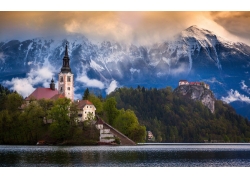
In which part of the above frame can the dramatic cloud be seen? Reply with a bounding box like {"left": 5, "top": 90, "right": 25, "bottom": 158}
{"left": 1, "top": 11, "right": 250, "bottom": 45}
{"left": 76, "top": 66, "right": 105, "bottom": 89}
{"left": 221, "top": 89, "right": 250, "bottom": 104}
{"left": 2, "top": 57, "right": 56, "bottom": 97}
{"left": 211, "top": 12, "right": 250, "bottom": 44}
{"left": 106, "top": 80, "right": 119, "bottom": 94}
{"left": 3, "top": 78, "right": 35, "bottom": 98}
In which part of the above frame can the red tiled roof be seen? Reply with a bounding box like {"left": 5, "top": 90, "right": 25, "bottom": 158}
{"left": 50, "top": 93, "right": 65, "bottom": 100}
{"left": 179, "top": 80, "right": 188, "bottom": 82}
{"left": 26, "top": 87, "right": 59, "bottom": 101}
{"left": 76, "top": 100, "right": 93, "bottom": 109}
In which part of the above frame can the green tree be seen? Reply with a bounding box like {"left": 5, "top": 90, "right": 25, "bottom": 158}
{"left": 88, "top": 94, "right": 103, "bottom": 114}
{"left": 37, "top": 99, "right": 54, "bottom": 124}
{"left": 5, "top": 93, "right": 23, "bottom": 113}
{"left": 82, "top": 88, "right": 90, "bottom": 100}
{"left": 18, "top": 101, "right": 45, "bottom": 144}
{"left": 103, "top": 97, "right": 119, "bottom": 126}
{"left": 48, "top": 98, "right": 71, "bottom": 141}
{"left": 114, "top": 109, "right": 146, "bottom": 143}
{"left": 69, "top": 102, "right": 79, "bottom": 125}
{"left": 0, "top": 110, "right": 12, "bottom": 144}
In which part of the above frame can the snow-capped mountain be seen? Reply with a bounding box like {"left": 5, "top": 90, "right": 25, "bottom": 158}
{"left": 0, "top": 25, "right": 250, "bottom": 119}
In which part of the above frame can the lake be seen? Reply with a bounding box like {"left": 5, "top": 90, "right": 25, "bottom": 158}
{"left": 1, "top": 143, "right": 250, "bottom": 167}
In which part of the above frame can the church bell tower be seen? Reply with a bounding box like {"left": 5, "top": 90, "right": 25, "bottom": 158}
{"left": 58, "top": 43, "right": 74, "bottom": 101}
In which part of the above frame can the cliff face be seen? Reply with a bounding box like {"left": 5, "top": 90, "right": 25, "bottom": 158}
{"left": 174, "top": 85, "right": 215, "bottom": 113}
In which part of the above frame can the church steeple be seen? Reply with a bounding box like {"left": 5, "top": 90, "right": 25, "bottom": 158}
{"left": 58, "top": 42, "right": 74, "bottom": 101}
{"left": 61, "top": 43, "right": 71, "bottom": 73}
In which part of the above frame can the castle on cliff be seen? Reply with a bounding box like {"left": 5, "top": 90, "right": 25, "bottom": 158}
{"left": 178, "top": 80, "right": 210, "bottom": 90}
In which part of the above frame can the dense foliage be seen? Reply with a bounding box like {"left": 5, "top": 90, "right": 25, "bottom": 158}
{"left": 0, "top": 86, "right": 99, "bottom": 145}
{"left": 108, "top": 86, "right": 250, "bottom": 143}
{"left": 0, "top": 85, "right": 146, "bottom": 145}
{"left": 101, "top": 97, "right": 146, "bottom": 143}
{"left": 2, "top": 83, "right": 249, "bottom": 144}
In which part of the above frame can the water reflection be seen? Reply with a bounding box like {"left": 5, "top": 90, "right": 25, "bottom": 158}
{"left": 0, "top": 144, "right": 250, "bottom": 167}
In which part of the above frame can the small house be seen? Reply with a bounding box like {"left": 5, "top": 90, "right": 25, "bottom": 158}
{"left": 76, "top": 100, "right": 96, "bottom": 122}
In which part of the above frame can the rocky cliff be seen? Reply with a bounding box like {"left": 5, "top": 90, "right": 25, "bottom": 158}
{"left": 174, "top": 85, "right": 215, "bottom": 113}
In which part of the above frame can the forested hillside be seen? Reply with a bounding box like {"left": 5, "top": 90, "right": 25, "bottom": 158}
{"left": 108, "top": 86, "right": 250, "bottom": 143}
{"left": 0, "top": 85, "right": 146, "bottom": 145}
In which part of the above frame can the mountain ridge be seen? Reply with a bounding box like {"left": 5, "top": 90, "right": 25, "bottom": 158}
{"left": 0, "top": 25, "right": 250, "bottom": 119}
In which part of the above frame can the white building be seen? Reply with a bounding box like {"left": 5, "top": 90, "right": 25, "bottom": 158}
{"left": 76, "top": 100, "right": 96, "bottom": 122}
{"left": 58, "top": 43, "right": 74, "bottom": 101}
{"left": 179, "top": 80, "right": 189, "bottom": 86}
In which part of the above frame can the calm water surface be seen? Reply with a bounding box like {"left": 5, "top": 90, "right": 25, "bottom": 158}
{"left": 1, "top": 144, "right": 250, "bottom": 167}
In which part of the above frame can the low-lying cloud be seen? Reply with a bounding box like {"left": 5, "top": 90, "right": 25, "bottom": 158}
{"left": 76, "top": 66, "right": 105, "bottom": 89}
{"left": 3, "top": 78, "right": 35, "bottom": 98}
{"left": 106, "top": 80, "right": 119, "bottom": 94}
{"left": 2, "top": 58, "right": 56, "bottom": 98}
{"left": 221, "top": 89, "right": 250, "bottom": 104}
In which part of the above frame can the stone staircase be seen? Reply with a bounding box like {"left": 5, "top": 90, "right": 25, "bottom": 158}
{"left": 95, "top": 116, "right": 136, "bottom": 146}
{"left": 102, "top": 122, "right": 136, "bottom": 146}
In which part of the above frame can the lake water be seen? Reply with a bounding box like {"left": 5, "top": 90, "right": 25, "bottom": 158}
{"left": 1, "top": 144, "right": 250, "bottom": 167}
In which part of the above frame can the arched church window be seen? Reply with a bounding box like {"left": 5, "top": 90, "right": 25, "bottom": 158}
{"left": 67, "top": 76, "right": 71, "bottom": 82}
{"left": 60, "top": 77, "right": 63, "bottom": 82}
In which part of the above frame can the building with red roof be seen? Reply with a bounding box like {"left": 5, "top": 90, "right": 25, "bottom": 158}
{"left": 76, "top": 100, "right": 96, "bottom": 122}
{"left": 178, "top": 80, "right": 210, "bottom": 89}
{"left": 25, "top": 78, "right": 65, "bottom": 102}
{"left": 25, "top": 44, "right": 73, "bottom": 102}
{"left": 23, "top": 43, "right": 96, "bottom": 123}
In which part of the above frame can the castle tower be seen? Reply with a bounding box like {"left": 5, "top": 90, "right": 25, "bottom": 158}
{"left": 58, "top": 43, "right": 74, "bottom": 101}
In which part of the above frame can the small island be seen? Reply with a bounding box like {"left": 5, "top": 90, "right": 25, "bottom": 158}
{"left": 1, "top": 44, "right": 250, "bottom": 145}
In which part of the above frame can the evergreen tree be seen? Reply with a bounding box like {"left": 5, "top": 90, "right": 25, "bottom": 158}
{"left": 82, "top": 88, "right": 90, "bottom": 100}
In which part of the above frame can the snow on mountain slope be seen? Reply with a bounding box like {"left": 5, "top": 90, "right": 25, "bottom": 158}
{"left": 1, "top": 26, "right": 250, "bottom": 118}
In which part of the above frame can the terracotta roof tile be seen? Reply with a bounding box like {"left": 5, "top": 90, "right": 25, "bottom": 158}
{"left": 26, "top": 88, "right": 59, "bottom": 101}
{"left": 76, "top": 100, "right": 94, "bottom": 109}
{"left": 50, "top": 93, "right": 65, "bottom": 100}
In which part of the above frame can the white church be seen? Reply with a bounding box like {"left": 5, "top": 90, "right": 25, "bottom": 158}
{"left": 25, "top": 43, "right": 96, "bottom": 122}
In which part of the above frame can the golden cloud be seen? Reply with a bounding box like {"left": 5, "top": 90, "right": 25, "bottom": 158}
{"left": 0, "top": 11, "right": 249, "bottom": 45}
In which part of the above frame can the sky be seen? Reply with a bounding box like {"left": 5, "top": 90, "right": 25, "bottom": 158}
{"left": 1, "top": 1, "right": 250, "bottom": 45}
{"left": 1, "top": 0, "right": 250, "bottom": 99}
